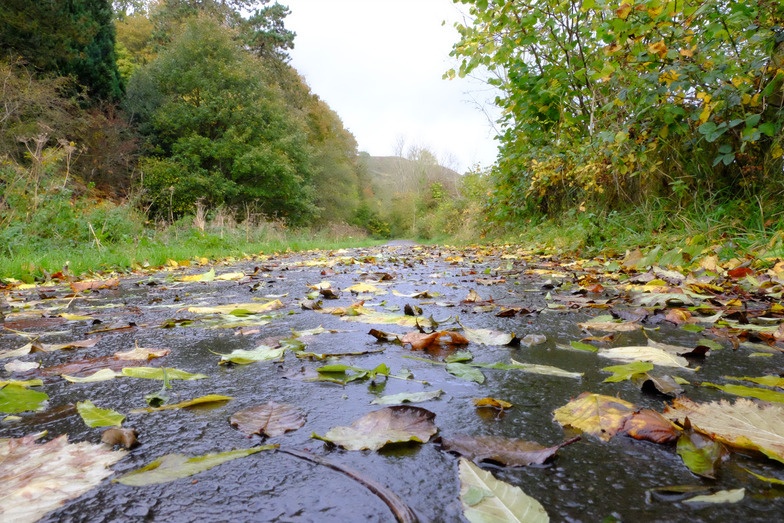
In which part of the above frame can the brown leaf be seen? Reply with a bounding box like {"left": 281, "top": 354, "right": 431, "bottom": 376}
{"left": 401, "top": 331, "right": 469, "bottom": 350}
{"left": 101, "top": 427, "right": 139, "bottom": 449}
{"left": 70, "top": 278, "right": 120, "bottom": 292}
{"left": 441, "top": 434, "right": 579, "bottom": 467}
{"left": 230, "top": 402, "right": 306, "bottom": 437}
{"left": 620, "top": 409, "right": 680, "bottom": 444}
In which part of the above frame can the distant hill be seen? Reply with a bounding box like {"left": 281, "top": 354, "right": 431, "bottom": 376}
{"left": 360, "top": 155, "right": 462, "bottom": 204}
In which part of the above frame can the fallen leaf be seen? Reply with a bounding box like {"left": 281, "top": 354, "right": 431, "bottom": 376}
{"left": 76, "top": 400, "right": 125, "bottom": 427}
{"left": 401, "top": 331, "right": 469, "bottom": 350}
{"left": 114, "top": 446, "right": 275, "bottom": 486}
{"left": 664, "top": 398, "right": 784, "bottom": 464}
{"left": 683, "top": 488, "right": 745, "bottom": 504}
{"left": 230, "top": 402, "right": 306, "bottom": 437}
{"left": 130, "top": 394, "right": 232, "bottom": 413}
{"left": 602, "top": 361, "right": 653, "bottom": 383}
{"left": 217, "top": 345, "right": 285, "bottom": 365}
{"left": 676, "top": 419, "right": 728, "bottom": 479}
{"left": 71, "top": 278, "right": 120, "bottom": 292}
{"left": 473, "top": 398, "right": 513, "bottom": 410}
{"left": 461, "top": 325, "right": 516, "bottom": 346}
{"left": 114, "top": 347, "right": 170, "bottom": 360}
{"left": 4, "top": 360, "right": 40, "bottom": 373}
{"left": 312, "top": 406, "right": 437, "bottom": 451}
{"left": 121, "top": 367, "right": 208, "bottom": 381}
{"left": 553, "top": 392, "right": 637, "bottom": 441}
{"left": 458, "top": 458, "right": 549, "bottom": 522}
{"left": 371, "top": 390, "right": 443, "bottom": 405}
{"left": 178, "top": 268, "right": 215, "bottom": 282}
{"left": 443, "top": 434, "right": 578, "bottom": 466}
{"left": 598, "top": 346, "right": 692, "bottom": 368}
{"left": 446, "top": 362, "right": 485, "bottom": 383}
{"left": 101, "top": 427, "right": 138, "bottom": 449}
{"left": 0, "top": 435, "right": 126, "bottom": 522}
{"left": 620, "top": 409, "right": 680, "bottom": 444}
{"left": 187, "top": 300, "right": 284, "bottom": 315}
{"left": 0, "top": 384, "right": 49, "bottom": 413}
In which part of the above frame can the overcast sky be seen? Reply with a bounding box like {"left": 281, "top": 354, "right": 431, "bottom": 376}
{"left": 282, "top": 0, "right": 501, "bottom": 173}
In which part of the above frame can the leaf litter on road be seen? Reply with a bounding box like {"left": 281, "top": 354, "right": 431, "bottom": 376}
{"left": 3, "top": 243, "right": 784, "bottom": 520}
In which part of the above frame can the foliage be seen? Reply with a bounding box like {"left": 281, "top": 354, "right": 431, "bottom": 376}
{"left": 0, "top": 0, "right": 123, "bottom": 101}
{"left": 449, "top": 0, "right": 784, "bottom": 222}
{"left": 126, "top": 17, "right": 316, "bottom": 223}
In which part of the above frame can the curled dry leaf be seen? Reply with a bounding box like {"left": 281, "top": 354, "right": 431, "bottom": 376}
{"left": 401, "top": 331, "right": 469, "bottom": 350}
{"left": 230, "top": 401, "right": 306, "bottom": 437}
{"left": 102, "top": 427, "right": 139, "bottom": 449}
{"left": 70, "top": 278, "right": 120, "bottom": 292}
{"left": 620, "top": 409, "right": 680, "bottom": 444}
{"left": 442, "top": 433, "right": 579, "bottom": 467}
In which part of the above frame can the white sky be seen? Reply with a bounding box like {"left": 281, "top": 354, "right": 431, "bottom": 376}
{"left": 282, "top": 0, "right": 501, "bottom": 173}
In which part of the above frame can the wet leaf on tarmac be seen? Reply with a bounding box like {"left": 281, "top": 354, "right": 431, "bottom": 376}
{"left": 472, "top": 398, "right": 513, "bottom": 409}
{"left": 312, "top": 406, "right": 437, "bottom": 451}
{"left": 0, "top": 435, "right": 126, "bottom": 522}
{"left": 553, "top": 392, "right": 637, "bottom": 441}
{"left": 0, "top": 384, "right": 49, "bottom": 413}
{"left": 682, "top": 488, "right": 745, "bottom": 504}
{"left": 114, "top": 446, "right": 275, "bottom": 486}
{"left": 187, "top": 300, "right": 284, "bottom": 314}
{"left": 458, "top": 458, "right": 549, "bottom": 522}
{"left": 130, "top": 394, "right": 233, "bottom": 413}
{"left": 700, "top": 381, "right": 784, "bottom": 403}
{"left": 663, "top": 398, "right": 784, "bottom": 464}
{"left": 70, "top": 278, "right": 120, "bottom": 292}
{"left": 461, "top": 325, "right": 517, "bottom": 346}
{"left": 4, "top": 360, "right": 39, "bottom": 373}
{"left": 676, "top": 419, "right": 728, "bottom": 479}
{"left": 371, "top": 390, "right": 443, "bottom": 405}
{"left": 113, "top": 346, "right": 170, "bottom": 360}
{"left": 77, "top": 400, "right": 125, "bottom": 427}
{"left": 401, "top": 331, "right": 469, "bottom": 350}
{"left": 446, "top": 363, "right": 485, "bottom": 384}
{"left": 121, "top": 367, "right": 208, "bottom": 381}
{"left": 230, "top": 402, "right": 306, "bottom": 437}
{"left": 444, "top": 434, "right": 578, "bottom": 467}
{"left": 217, "top": 345, "right": 285, "bottom": 365}
{"left": 601, "top": 361, "right": 653, "bottom": 383}
{"left": 620, "top": 409, "right": 681, "bottom": 444}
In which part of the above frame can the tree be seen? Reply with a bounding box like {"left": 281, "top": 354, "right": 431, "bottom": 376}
{"left": 449, "top": 0, "right": 784, "bottom": 220}
{"left": 0, "top": 0, "right": 123, "bottom": 101}
{"left": 126, "top": 16, "right": 314, "bottom": 223}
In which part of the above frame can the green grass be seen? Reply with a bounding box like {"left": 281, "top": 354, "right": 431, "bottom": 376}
{"left": 0, "top": 225, "right": 383, "bottom": 282}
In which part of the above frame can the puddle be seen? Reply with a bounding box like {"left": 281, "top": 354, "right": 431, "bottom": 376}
{"left": 1, "top": 244, "right": 783, "bottom": 521}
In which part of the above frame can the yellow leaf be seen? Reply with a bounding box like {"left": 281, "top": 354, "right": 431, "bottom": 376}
{"left": 130, "top": 394, "right": 233, "bottom": 413}
{"left": 553, "top": 392, "right": 636, "bottom": 441}
{"left": 186, "top": 300, "right": 284, "bottom": 314}
{"left": 617, "top": 3, "right": 632, "bottom": 19}
{"left": 472, "top": 398, "right": 514, "bottom": 409}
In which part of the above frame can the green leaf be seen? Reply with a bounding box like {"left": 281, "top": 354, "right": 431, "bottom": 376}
{"left": 217, "top": 345, "right": 285, "bottom": 365}
{"left": 114, "top": 446, "right": 275, "bottom": 486}
{"left": 446, "top": 363, "right": 485, "bottom": 383}
{"left": 725, "top": 375, "right": 784, "bottom": 389}
{"left": 131, "top": 394, "right": 232, "bottom": 413}
{"left": 681, "top": 324, "right": 705, "bottom": 333}
{"left": 683, "top": 488, "right": 745, "bottom": 504}
{"left": 701, "top": 382, "right": 784, "bottom": 403}
{"left": 371, "top": 390, "right": 444, "bottom": 405}
{"left": 458, "top": 458, "right": 549, "bottom": 522}
{"left": 76, "top": 400, "right": 125, "bottom": 427}
{"left": 570, "top": 341, "right": 598, "bottom": 352}
{"left": 601, "top": 361, "right": 654, "bottom": 383}
{"left": 0, "top": 384, "right": 48, "bottom": 413}
{"left": 121, "top": 367, "right": 208, "bottom": 380}
{"left": 62, "top": 369, "right": 120, "bottom": 383}
{"left": 446, "top": 350, "right": 474, "bottom": 363}
{"left": 677, "top": 423, "right": 726, "bottom": 479}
